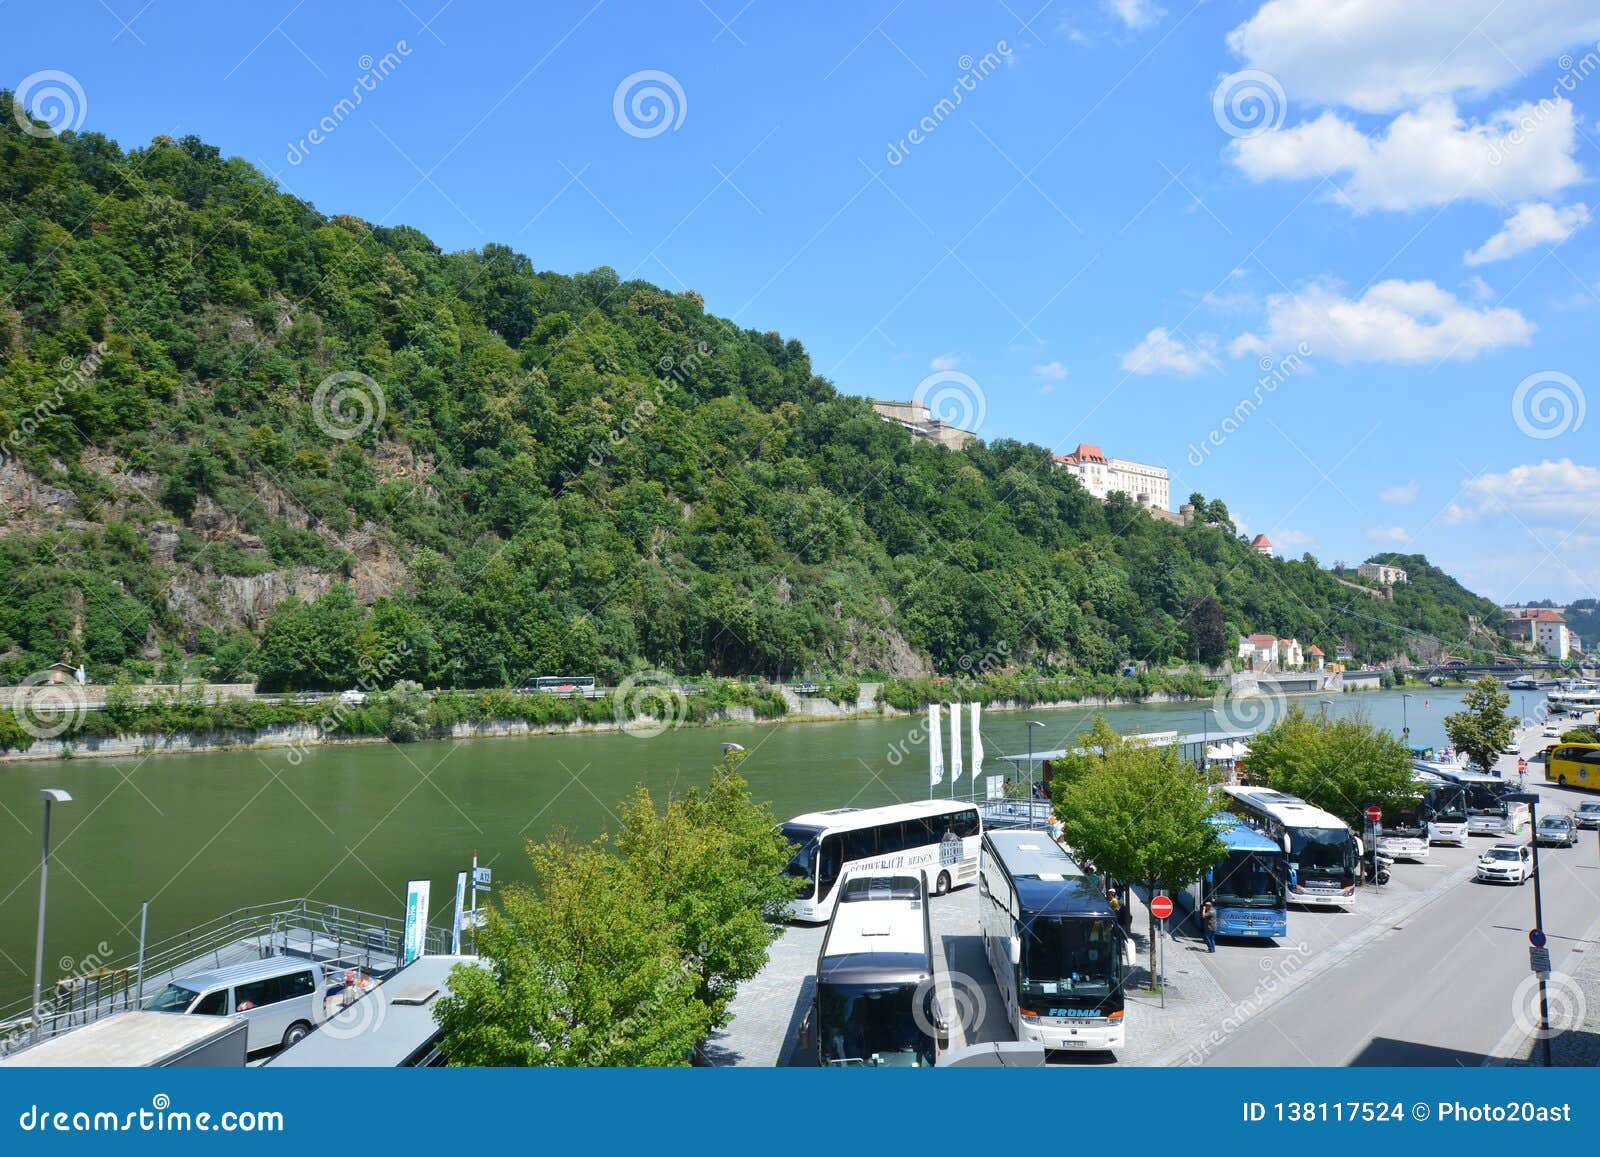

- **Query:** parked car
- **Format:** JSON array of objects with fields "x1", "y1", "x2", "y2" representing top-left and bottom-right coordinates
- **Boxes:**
[
  {"x1": 1476, "y1": 843, "x2": 1534, "y2": 885},
  {"x1": 144, "y1": 957, "x2": 328, "y2": 1052},
  {"x1": 338, "y1": 689, "x2": 368, "y2": 705},
  {"x1": 1536, "y1": 813, "x2": 1579, "y2": 848},
  {"x1": 1574, "y1": 801, "x2": 1600, "y2": 830}
]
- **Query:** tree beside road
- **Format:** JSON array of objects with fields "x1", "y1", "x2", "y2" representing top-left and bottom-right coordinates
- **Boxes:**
[
  {"x1": 1246, "y1": 705, "x2": 1417, "y2": 828},
  {"x1": 1051, "y1": 717, "x2": 1225, "y2": 980},
  {"x1": 1444, "y1": 676, "x2": 1517, "y2": 773}
]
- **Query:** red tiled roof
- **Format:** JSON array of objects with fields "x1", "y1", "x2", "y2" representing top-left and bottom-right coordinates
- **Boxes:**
[
  {"x1": 1251, "y1": 533, "x2": 1272, "y2": 547},
  {"x1": 1060, "y1": 443, "x2": 1107, "y2": 465},
  {"x1": 1247, "y1": 634, "x2": 1277, "y2": 647},
  {"x1": 1307, "y1": 645, "x2": 1325, "y2": 655}
]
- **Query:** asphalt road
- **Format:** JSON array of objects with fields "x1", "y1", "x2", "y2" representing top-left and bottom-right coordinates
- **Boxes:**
[{"x1": 1202, "y1": 732, "x2": 1600, "y2": 1066}]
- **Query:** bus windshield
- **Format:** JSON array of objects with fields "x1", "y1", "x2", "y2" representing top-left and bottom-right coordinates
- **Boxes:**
[
  {"x1": 1214, "y1": 850, "x2": 1286, "y2": 909},
  {"x1": 1289, "y1": 828, "x2": 1357, "y2": 881},
  {"x1": 1428, "y1": 787, "x2": 1467, "y2": 823},
  {"x1": 780, "y1": 824, "x2": 821, "y2": 901},
  {"x1": 1022, "y1": 916, "x2": 1121, "y2": 999},
  {"x1": 817, "y1": 982, "x2": 931, "y2": 1067},
  {"x1": 1464, "y1": 786, "x2": 1507, "y2": 816}
]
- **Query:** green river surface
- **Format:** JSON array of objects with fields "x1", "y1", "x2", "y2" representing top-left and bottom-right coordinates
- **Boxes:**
[{"x1": 0, "y1": 686, "x2": 1511, "y2": 1009}]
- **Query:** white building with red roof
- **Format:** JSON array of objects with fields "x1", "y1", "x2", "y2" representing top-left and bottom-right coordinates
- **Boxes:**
[{"x1": 1052, "y1": 443, "x2": 1171, "y2": 511}]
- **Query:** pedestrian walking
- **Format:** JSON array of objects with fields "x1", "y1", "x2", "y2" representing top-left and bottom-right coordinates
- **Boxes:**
[{"x1": 1201, "y1": 900, "x2": 1218, "y2": 953}]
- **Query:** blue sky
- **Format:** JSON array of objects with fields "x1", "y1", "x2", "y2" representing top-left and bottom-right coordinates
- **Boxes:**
[{"x1": 6, "y1": 0, "x2": 1599, "y2": 603}]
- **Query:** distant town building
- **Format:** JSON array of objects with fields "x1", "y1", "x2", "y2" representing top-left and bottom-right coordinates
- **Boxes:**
[
  {"x1": 1278, "y1": 638, "x2": 1304, "y2": 668},
  {"x1": 1503, "y1": 607, "x2": 1570, "y2": 657},
  {"x1": 1250, "y1": 534, "x2": 1274, "y2": 557},
  {"x1": 870, "y1": 400, "x2": 977, "y2": 450},
  {"x1": 1357, "y1": 562, "x2": 1409, "y2": 586},
  {"x1": 1238, "y1": 634, "x2": 1314, "y2": 670},
  {"x1": 1307, "y1": 645, "x2": 1325, "y2": 671},
  {"x1": 1052, "y1": 444, "x2": 1172, "y2": 511}
]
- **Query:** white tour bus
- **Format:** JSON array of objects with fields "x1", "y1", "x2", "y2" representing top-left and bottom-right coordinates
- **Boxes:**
[
  {"x1": 805, "y1": 873, "x2": 944, "y2": 1067},
  {"x1": 1427, "y1": 766, "x2": 1529, "y2": 836},
  {"x1": 1220, "y1": 787, "x2": 1361, "y2": 910},
  {"x1": 781, "y1": 800, "x2": 983, "y2": 923},
  {"x1": 979, "y1": 830, "x2": 1126, "y2": 1053}
]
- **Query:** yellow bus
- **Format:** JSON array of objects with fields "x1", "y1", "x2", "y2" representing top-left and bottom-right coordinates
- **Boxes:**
[{"x1": 1546, "y1": 743, "x2": 1600, "y2": 791}]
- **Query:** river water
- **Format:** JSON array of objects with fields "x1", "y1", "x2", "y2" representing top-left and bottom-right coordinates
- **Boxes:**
[{"x1": 0, "y1": 686, "x2": 1513, "y2": 1008}]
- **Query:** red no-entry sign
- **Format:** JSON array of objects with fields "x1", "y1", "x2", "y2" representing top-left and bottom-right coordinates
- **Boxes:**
[
  {"x1": 1150, "y1": 895, "x2": 1174, "y2": 920},
  {"x1": 1365, "y1": 805, "x2": 1382, "y2": 823}
]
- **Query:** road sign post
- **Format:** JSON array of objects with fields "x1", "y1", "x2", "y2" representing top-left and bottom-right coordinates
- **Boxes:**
[
  {"x1": 1507, "y1": 792, "x2": 1553, "y2": 1067},
  {"x1": 1149, "y1": 894, "x2": 1173, "y2": 1010}
]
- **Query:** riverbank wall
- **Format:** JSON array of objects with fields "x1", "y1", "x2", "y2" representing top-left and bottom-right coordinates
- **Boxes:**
[{"x1": 0, "y1": 688, "x2": 1212, "y2": 764}]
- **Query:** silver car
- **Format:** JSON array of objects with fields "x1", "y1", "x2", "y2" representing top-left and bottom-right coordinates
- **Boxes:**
[
  {"x1": 144, "y1": 956, "x2": 327, "y2": 1052},
  {"x1": 1575, "y1": 802, "x2": 1600, "y2": 830}
]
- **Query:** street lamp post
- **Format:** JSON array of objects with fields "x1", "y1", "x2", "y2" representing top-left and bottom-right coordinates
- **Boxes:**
[
  {"x1": 1401, "y1": 693, "x2": 1414, "y2": 742},
  {"x1": 1319, "y1": 697, "x2": 1333, "y2": 721},
  {"x1": 32, "y1": 788, "x2": 72, "y2": 1043},
  {"x1": 1506, "y1": 791, "x2": 1553, "y2": 1067},
  {"x1": 1026, "y1": 721, "x2": 1044, "y2": 829}
]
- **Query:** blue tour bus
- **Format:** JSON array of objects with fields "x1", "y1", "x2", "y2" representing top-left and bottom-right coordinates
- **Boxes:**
[{"x1": 1200, "y1": 815, "x2": 1289, "y2": 940}]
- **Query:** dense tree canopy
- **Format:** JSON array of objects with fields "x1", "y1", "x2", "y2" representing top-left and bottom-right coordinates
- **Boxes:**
[{"x1": 0, "y1": 101, "x2": 1508, "y2": 689}]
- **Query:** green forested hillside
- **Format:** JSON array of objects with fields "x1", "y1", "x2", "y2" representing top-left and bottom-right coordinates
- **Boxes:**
[{"x1": 0, "y1": 102, "x2": 1507, "y2": 689}]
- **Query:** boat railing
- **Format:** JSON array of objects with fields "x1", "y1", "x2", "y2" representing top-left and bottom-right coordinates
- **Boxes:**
[{"x1": 0, "y1": 897, "x2": 451, "y2": 1057}]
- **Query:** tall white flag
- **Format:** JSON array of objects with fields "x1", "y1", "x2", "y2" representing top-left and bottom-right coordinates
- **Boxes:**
[
  {"x1": 928, "y1": 703, "x2": 944, "y2": 786},
  {"x1": 971, "y1": 701, "x2": 984, "y2": 779},
  {"x1": 950, "y1": 701, "x2": 963, "y2": 783}
]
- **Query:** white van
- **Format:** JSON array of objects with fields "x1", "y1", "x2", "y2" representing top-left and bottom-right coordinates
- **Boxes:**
[{"x1": 144, "y1": 957, "x2": 327, "y2": 1052}]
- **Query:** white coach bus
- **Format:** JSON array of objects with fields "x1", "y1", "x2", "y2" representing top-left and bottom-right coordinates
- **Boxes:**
[
  {"x1": 780, "y1": 800, "x2": 982, "y2": 923},
  {"x1": 1220, "y1": 787, "x2": 1361, "y2": 910}
]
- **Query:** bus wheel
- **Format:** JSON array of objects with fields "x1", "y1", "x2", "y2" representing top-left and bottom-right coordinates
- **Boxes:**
[{"x1": 934, "y1": 871, "x2": 952, "y2": 897}]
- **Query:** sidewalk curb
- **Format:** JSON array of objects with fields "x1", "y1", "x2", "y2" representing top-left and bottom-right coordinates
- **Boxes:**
[
  {"x1": 1148, "y1": 856, "x2": 1481, "y2": 1068},
  {"x1": 1483, "y1": 909, "x2": 1600, "y2": 1066}
]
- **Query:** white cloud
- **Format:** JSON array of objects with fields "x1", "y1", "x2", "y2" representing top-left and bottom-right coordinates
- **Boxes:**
[
  {"x1": 1465, "y1": 202, "x2": 1591, "y2": 266},
  {"x1": 1226, "y1": 0, "x2": 1600, "y2": 113},
  {"x1": 1032, "y1": 360, "x2": 1069, "y2": 381},
  {"x1": 1120, "y1": 327, "x2": 1218, "y2": 375},
  {"x1": 1445, "y1": 459, "x2": 1600, "y2": 524},
  {"x1": 929, "y1": 353, "x2": 962, "y2": 371},
  {"x1": 1106, "y1": 0, "x2": 1163, "y2": 31},
  {"x1": 1233, "y1": 279, "x2": 1534, "y2": 363},
  {"x1": 1229, "y1": 98, "x2": 1584, "y2": 212},
  {"x1": 1380, "y1": 480, "x2": 1419, "y2": 505},
  {"x1": 1273, "y1": 527, "x2": 1316, "y2": 547},
  {"x1": 1366, "y1": 525, "x2": 1412, "y2": 543}
]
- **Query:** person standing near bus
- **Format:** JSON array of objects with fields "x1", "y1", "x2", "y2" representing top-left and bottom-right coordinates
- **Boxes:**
[{"x1": 1201, "y1": 901, "x2": 1218, "y2": 953}]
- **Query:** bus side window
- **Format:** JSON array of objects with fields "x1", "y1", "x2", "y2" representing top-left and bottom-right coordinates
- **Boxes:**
[
  {"x1": 844, "y1": 828, "x2": 877, "y2": 863},
  {"x1": 954, "y1": 810, "x2": 980, "y2": 839},
  {"x1": 818, "y1": 835, "x2": 843, "y2": 897}
]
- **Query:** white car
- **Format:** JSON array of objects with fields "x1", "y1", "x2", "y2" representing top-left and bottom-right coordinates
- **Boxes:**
[
  {"x1": 1576, "y1": 801, "x2": 1600, "y2": 830},
  {"x1": 1543, "y1": 723, "x2": 1564, "y2": 739},
  {"x1": 338, "y1": 689, "x2": 368, "y2": 705},
  {"x1": 1476, "y1": 843, "x2": 1534, "y2": 885}
]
